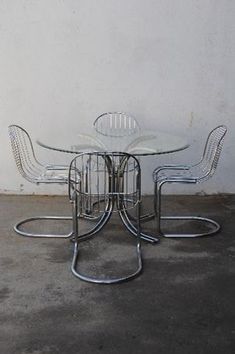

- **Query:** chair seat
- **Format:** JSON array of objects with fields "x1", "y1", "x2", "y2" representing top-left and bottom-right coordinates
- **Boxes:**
[{"x1": 41, "y1": 167, "x2": 68, "y2": 182}]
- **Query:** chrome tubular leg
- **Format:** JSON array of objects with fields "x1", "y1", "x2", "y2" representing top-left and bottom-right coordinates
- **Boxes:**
[
  {"x1": 160, "y1": 216, "x2": 220, "y2": 237},
  {"x1": 74, "y1": 205, "x2": 113, "y2": 242},
  {"x1": 156, "y1": 182, "x2": 162, "y2": 235},
  {"x1": 154, "y1": 180, "x2": 220, "y2": 238},
  {"x1": 71, "y1": 240, "x2": 142, "y2": 284},
  {"x1": 72, "y1": 191, "x2": 78, "y2": 239},
  {"x1": 14, "y1": 216, "x2": 73, "y2": 238},
  {"x1": 118, "y1": 207, "x2": 159, "y2": 244},
  {"x1": 123, "y1": 207, "x2": 155, "y2": 223},
  {"x1": 71, "y1": 198, "x2": 143, "y2": 284}
]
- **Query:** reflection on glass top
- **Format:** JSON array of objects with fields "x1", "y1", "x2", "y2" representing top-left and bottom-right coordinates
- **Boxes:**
[{"x1": 37, "y1": 129, "x2": 189, "y2": 156}]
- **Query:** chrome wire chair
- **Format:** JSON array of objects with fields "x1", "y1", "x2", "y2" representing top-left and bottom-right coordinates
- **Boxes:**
[
  {"x1": 8, "y1": 124, "x2": 72, "y2": 238},
  {"x1": 153, "y1": 125, "x2": 227, "y2": 237},
  {"x1": 69, "y1": 152, "x2": 142, "y2": 284},
  {"x1": 93, "y1": 112, "x2": 140, "y2": 137}
]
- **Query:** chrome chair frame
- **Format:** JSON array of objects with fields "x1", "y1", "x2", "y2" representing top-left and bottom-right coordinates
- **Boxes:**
[
  {"x1": 69, "y1": 152, "x2": 143, "y2": 284},
  {"x1": 153, "y1": 125, "x2": 227, "y2": 237},
  {"x1": 93, "y1": 112, "x2": 140, "y2": 137},
  {"x1": 8, "y1": 124, "x2": 72, "y2": 238}
]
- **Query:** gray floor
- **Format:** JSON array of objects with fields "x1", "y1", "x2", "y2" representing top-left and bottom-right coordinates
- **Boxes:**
[{"x1": 0, "y1": 194, "x2": 234, "y2": 354}]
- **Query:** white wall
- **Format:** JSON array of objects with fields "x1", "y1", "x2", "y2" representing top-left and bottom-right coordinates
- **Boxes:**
[{"x1": 0, "y1": 0, "x2": 234, "y2": 195}]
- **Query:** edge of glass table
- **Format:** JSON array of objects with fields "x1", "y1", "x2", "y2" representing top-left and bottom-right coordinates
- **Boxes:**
[{"x1": 36, "y1": 130, "x2": 189, "y2": 156}]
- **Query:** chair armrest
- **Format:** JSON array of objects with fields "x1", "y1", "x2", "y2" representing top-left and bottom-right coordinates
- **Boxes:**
[
  {"x1": 157, "y1": 175, "x2": 197, "y2": 185},
  {"x1": 153, "y1": 165, "x2": 190, "y2": 183}
]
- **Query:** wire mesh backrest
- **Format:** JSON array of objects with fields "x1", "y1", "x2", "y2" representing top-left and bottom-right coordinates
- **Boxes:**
[
  {"x1": 199, "y1": 125, "x2": 227, "y2": 180},
  {"x1": 69, "y1": 152, "x2": 141, "y2": 216},
  {"x1": 93, "y1": 112, "x2": 140, "y2": 137},
  {"x1": 8, "y1": 125, "x2": 42, "y2": 181}
]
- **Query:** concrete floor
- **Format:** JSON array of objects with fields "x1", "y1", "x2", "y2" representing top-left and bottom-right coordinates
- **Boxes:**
[{"x1": 0, "y1": 194, "x2": 234, "y2": 354}]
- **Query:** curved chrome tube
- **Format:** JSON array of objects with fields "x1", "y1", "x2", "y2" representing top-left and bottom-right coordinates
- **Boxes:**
[
  {"x1": 14, "y1": 216, "x2": 73, "y2": 238},
  {"x1": 118, "y1": 207, "x2": 158, "y2": 244},
  {"x1": 158, "y1": 215, "x2": 220, "y2": 238},
  {"x1": 71, "y1": 242, "x2": 142, "y2": 284}
]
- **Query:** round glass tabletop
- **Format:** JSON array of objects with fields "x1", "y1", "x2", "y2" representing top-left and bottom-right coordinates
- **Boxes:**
[{"x1": 37, "y1": 129, "x2": 189, "y2": 156}]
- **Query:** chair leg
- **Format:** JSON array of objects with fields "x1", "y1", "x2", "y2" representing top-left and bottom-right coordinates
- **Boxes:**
[
  {"x1": 118, "y1": 207, "x2": 159, "y2": 244},
  {"x1": 71, "y1": 200, "x2": 143, "y2": 284},
  {"x1": 70, "y1": 197, "x2": 114, "y2": 243},
  {"x1": 160, "y1": 216, "x2": 220, "y2": 237},
  {"x1": 154, "y1": 181, "x2": 221, "y2": 238},
  {"x1": 72, "y1": 191, "x2": 78, "y2": 240},
  {"x1": 154, "y1": 181, "x2": 163, "y2": 235},
  {"x1": 14, "y1": 216, "x2": 73, "y2": 238},
  {"x1": 14, "y1": 193, "x2": 113, "y2": 240},
  {"x1": 71, "y1": 241, "x2": 142, "y2": 284}
]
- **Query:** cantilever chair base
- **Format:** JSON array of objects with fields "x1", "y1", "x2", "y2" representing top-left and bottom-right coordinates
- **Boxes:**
[
  {"x1": 71, "y1": 242, "x2": 142, "y2": 284},
  {"x1": 69, "y1": 152, "x2": 143, "y2": 284},
  {"x1": 157, "y1": 215, "x2": 220, "y2": 238},
  {"x1": 14, "y1": 216, "x2": 73, "y2": 238}
]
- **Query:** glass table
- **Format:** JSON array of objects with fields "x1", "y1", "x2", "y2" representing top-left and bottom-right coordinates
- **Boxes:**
[
  {"x1": 37, "y1": 129, "x2": 189, "y2": 243},
  {"x1": 37, "y1": 129, "x2": 189, "y2": 156}
]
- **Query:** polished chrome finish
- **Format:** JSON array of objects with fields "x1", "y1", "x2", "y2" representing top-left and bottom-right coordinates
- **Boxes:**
[
  {"x1": 93, "y1": 112, "x2": 140, "y2": 137},
  {"x1": 153, "y1": 125, "x2": 227, "y2": 237},
  {"x1": 71, "y1": 242, "x2": 142, "y2": 284},
  {"x1": 14, "y1": 216, "x2": 73, "y2": 238},
  {"x1": 118, "y1": 207, "x2": 158, "y2": 243},
  {"x1": 69, "y1": 152, "x2": 143, "y2": 284},
  {"x1": 8, "y1": 124, "x2": 72, "y2": 238},
  {"x1": 93, "y1": 112, "x2": 158, "y2": 242}
]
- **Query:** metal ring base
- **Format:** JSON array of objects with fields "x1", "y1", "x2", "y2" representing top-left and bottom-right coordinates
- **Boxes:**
[
  {"x1": 14, "y1": 216, "x2": 73, "y2": 238},
  {"x1": 158, "y1": 216, "x2": 220, "y2": 238},
  {"x1": 71, "y1": 242, "x2": 142, "y2": 284}
]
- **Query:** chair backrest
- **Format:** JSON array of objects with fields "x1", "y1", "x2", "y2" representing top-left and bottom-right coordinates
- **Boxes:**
[
  {"x1": 68, "y1": 152, "x2": 141, "y2": 217},
  {"x1": 93, "y1": 112, "x2": 140, "y2": 137},
  {"x1": 8, "y1": 124, "x2": 42, "y2": 182},
  {"x1": 198, "y1": 125, "x2": 227, "y2": 181}
]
